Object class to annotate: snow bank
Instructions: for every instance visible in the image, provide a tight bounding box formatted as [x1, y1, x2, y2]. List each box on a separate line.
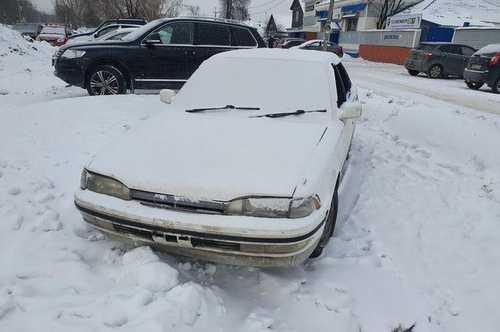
[0, 24, 53, 58]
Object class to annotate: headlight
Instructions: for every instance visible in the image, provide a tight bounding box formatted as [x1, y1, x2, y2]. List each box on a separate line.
[61, 49, 85, 59]
[225, 196, 320, 219]
[80, 169, 130, 200]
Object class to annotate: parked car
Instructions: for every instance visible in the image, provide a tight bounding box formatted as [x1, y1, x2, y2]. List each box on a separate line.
[291, 39, 344, 58]
[67, 18, 147, 41]
[68, 24, 143, 43]
[12, 23, 43, 40]
[53, 17, 266, 95]
[74, 49, 362, 266]
[36, 25, 68, 46]
[95, 27, 139, 41]
[404, 42, 477, 78]
[464, 44, 500, 93]
[279, 38, 306, 48]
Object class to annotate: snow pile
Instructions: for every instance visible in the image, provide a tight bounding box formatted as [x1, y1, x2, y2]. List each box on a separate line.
[0, 24, 53, 58]
[0, 25, 84, 105]
[402, 0, 500, 27]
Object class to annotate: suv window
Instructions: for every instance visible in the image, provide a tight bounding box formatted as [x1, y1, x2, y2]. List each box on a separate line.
[230, 27, 256, 47]
[332, 63, 352, 108]
[152, 22, 194, 45]
[196, 23, 230, 46]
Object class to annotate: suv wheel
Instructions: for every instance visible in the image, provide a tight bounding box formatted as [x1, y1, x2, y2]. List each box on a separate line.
[86, 65, 126, 96]
[310, 186, 338, 259]
[466, 81, 483, 90]
[408, 69, 419, 76]
[493, 77, 500, 94]
[428, 65, 443, 79]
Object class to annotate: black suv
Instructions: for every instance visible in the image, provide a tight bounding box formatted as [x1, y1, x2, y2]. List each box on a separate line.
[67, 19, 147, 41]
[54, 18, 266, 95]
[464, 44, 500, 93]
[404, 42, 476, 78]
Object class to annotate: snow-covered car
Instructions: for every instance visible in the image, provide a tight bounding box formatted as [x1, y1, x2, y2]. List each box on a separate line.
[74, 49, 362, 267]
[291, 39, 344, 58]
[464, 44, 500, 93]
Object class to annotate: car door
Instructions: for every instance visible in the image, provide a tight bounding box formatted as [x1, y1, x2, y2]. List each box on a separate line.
[137, 21, 195, 89]
[192, 22, 233, 76]
[439, 45, 465, 76]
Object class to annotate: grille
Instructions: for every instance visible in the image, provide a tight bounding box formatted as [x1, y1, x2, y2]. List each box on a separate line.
[131, 189, 226, 214]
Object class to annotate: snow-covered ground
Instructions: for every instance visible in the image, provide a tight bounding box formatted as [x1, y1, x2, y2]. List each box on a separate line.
[1, 26, 500, 331]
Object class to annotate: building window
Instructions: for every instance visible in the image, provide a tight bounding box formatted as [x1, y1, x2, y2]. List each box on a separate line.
[345, 17, 358, 31]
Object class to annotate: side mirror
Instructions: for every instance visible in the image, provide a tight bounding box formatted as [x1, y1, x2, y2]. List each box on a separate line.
[160, 89, 176, 104]
[338, 101, 362, 121]
[144, 38, 161, 46]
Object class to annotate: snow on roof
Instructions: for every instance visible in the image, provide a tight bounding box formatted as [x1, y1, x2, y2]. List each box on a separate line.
[402, 0, 500, 27]
[213, 48, 342, 65]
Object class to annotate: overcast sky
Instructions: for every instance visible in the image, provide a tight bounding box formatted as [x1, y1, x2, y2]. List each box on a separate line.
[31, 0, 293, 26]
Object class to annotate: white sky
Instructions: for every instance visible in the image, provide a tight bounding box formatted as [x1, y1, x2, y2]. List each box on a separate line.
[32, 0, 293, 26]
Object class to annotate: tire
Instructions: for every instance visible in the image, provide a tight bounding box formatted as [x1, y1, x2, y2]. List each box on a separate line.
[408, 69, 419, 76]
[427, 65, 443, 79]
[466, 81, 483, 90]
[310, 186, 339, 259]
[493, 77, 500, 94]
[86, 65, 126, 96]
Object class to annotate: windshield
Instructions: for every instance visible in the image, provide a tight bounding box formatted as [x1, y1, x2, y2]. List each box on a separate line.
[122, 19, 163, 42]
[175, 56, 332, 117]
[41, 27, 65, 35]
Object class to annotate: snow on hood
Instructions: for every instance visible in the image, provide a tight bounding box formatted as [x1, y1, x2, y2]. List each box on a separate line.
[88, 114, 327, 201]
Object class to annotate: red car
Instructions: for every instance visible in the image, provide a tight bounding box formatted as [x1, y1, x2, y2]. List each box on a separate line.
[36, 25, 68, 46]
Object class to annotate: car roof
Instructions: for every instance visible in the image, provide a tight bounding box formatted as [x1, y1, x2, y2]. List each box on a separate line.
[154, 16, 257, 29]
[213, 48, 342, 65]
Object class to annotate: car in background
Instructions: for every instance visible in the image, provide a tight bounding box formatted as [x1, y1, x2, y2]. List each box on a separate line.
[53, 17, 266, 95]
[95, 27, 139, 41]
[279, 38, 306, 48]
[404, 42, 476, 79]
[37, 25, 68, 46]
[291, 39, 344, 58]
[67, 18, 147, 41]
[464, 44, 500, 93]
[69, 24, 142, 43]
[12, 23, 43, 40]
[74, 48, 362, 266]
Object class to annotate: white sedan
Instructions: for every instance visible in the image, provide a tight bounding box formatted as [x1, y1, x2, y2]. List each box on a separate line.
[75, 49, 362, 267]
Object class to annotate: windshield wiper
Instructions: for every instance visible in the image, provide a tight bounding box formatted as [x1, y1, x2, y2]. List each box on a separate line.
[186, 105, 260, 113]
[251, 109, 327, 118]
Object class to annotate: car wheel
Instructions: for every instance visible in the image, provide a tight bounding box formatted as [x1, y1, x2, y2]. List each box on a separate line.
[309, 186, 339, 259]
[466, 81, 483, 90]
[427, 65, 443, 79]
[408, 69, 419, 76]
[493, 77, 500, 94]
[86, 65, 126, 96]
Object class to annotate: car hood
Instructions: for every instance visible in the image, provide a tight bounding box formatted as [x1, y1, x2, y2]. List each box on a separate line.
[87, 115, 327, 201]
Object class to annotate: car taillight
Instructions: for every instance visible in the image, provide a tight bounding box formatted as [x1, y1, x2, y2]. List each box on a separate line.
[489, 53, 500, 67]
[423, 52, 433, 60]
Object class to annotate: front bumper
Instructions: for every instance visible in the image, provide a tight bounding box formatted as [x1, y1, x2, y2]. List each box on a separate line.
[53, 57, 86, 87]
[75, 190, 326, 267]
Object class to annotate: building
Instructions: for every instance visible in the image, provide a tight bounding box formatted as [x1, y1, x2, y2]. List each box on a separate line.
[287, 0, 305, 39]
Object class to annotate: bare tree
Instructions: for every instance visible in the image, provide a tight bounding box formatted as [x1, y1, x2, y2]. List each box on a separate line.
[184, 5, 201, 16]
[219, 0, 250, 20]
[372, 0, 421, 29]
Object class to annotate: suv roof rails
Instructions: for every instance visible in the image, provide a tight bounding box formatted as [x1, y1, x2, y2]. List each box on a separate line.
[177, 16, 253, 27]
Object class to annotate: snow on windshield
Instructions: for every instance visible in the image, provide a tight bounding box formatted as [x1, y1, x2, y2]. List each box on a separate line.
[175, 56, 333, 113]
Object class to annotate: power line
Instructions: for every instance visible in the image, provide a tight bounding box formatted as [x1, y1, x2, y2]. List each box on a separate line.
[249, 0, 289, 15]
[248, 0, 285, 10]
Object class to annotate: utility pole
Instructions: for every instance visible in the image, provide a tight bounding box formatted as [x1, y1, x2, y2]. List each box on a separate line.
[214, 7, 217, 18]
[323, 0, 335, 51]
